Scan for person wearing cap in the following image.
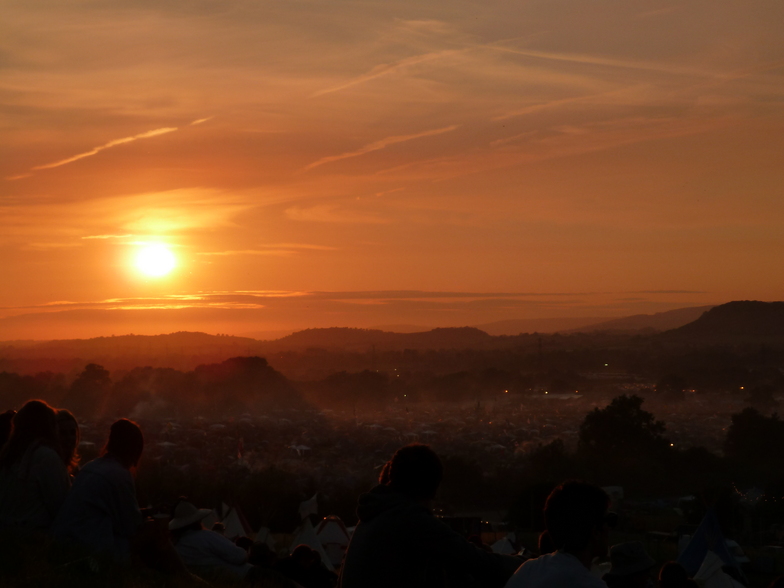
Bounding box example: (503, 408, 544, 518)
(505, 481, 615, 588)
(169, 499, 253, 583)
(602, 541, 656, 588)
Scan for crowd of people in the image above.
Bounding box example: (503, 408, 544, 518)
(0, 398, 780, 587)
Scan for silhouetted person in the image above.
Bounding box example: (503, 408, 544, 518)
(538, 530, 555, 555)
(659, 562, 697, 588)
(0, 400, 70, 533)
(275, 544, 336, 588)
(603, 542, 656, 588)
(340, 443, 520, 588)
(56, 409, 80, 475)
(505, 481, 614, 588)
(236, 535, 254, 553)
(169, 499, 253, 582)
(0, 410, 15, 447)
(768, 577, 784, 588)
(52, 418, 144, 562)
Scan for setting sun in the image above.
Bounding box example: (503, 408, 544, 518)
(135, 244, 176, 277)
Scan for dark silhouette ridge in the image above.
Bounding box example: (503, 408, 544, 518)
(564, 305, 714, 334)
(665, 300, 784, 341)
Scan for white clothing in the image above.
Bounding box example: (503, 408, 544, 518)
(0, 444, 70, 532)
(175, 528, 253, 580)
(505, 551, 608, 588)
(52, 456, 142, 561)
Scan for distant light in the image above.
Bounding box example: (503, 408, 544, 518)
(504, 390, 509, 393)
(545, 391, 548, 394)
(604, 363, 609, 367)
(670, 443, 674, 447)
(740, 386, 744, 390)
(575, 390, 579, 393)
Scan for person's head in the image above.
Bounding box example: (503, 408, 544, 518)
(544, 481, 612, 558)
(0, 400, 59, 469)
(212, 521, 226, 535)
(249, 542, 277, 567)
(169, 498, 211, 542)
(56, 409, 80, 472)
(103, 418, 144, 469)
(291, 544, 319, 568)
(605, 541, 656, 588)
(0, 410, 15, 447)
(659, 561, 689, 587)
(538, 530, 555, 555)
(235, 536, 253, 552)
(386, 443, 443, 501)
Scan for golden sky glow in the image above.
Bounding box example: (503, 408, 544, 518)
(1, 1, 784, 338)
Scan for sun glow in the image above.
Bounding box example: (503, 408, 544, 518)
(135, 244, 176, 277)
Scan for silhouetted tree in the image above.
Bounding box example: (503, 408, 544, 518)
(63, 364, 111, 418)
(745, 384, 779, 414)
(724, 407, 784, 472)
(578, 394, 668, 458)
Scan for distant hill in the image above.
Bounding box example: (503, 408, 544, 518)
(264, 327, 496, 351)
(473, 317, 608, 336)
(666, 301, 784, 341)
(569, 306, 714, 333)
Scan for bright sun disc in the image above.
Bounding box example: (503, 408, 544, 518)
(135, 244, 176, 277)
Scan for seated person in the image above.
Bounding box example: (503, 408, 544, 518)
(52, 419, 144, 562)
(169, 500, 252, 582)
(602, 541, 656, 588)
(56, 409, 81, 477)
(339, 443, 520, 588)
(275, 544, 336, 588)
(0, 400, 70, 534)
(505, 481, 615, 588)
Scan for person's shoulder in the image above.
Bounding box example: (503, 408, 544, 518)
(32, 445, 67, 471)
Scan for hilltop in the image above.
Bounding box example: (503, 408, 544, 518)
(666, 300, 784, 342)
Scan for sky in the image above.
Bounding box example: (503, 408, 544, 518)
(2, 0, 784, 339)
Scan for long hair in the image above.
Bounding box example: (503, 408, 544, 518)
(102, 418, 144, 469)
(0, 400, 60, 470)
(56, 409, 81, 473)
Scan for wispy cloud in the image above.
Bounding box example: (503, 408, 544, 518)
(81, 234, 135, 240)
(284, 204, 388, 224)
(197, 243, 337, 257)
(31, 127, 178, 171)
(484, 44, 717, 78)
(492, 86, 643, 121)
(311, 50, 458, 97)
(304, 125, 458, 170)
(190, 117, 214, 125)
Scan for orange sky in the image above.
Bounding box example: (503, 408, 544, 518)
(2, 1, 784, 338)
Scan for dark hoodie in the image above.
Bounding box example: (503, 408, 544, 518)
(339, 485, 520, 588)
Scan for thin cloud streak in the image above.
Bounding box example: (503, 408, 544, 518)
(311, 50, 458, 97)
(484, 45, 720, 78)
(31, 127, 178, 171)
(304, 125, 459, 170)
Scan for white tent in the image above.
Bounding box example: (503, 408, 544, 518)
(222, 506, 250, 539)
(201, 509, 220, 531)
(693, 551, 745, 588)
(298, 494, 318, 520)
(290, 518, 335, 572)
(316, 515, 351, 567)
(255, 526, 277, 552)
(491, 533, 518, 555)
